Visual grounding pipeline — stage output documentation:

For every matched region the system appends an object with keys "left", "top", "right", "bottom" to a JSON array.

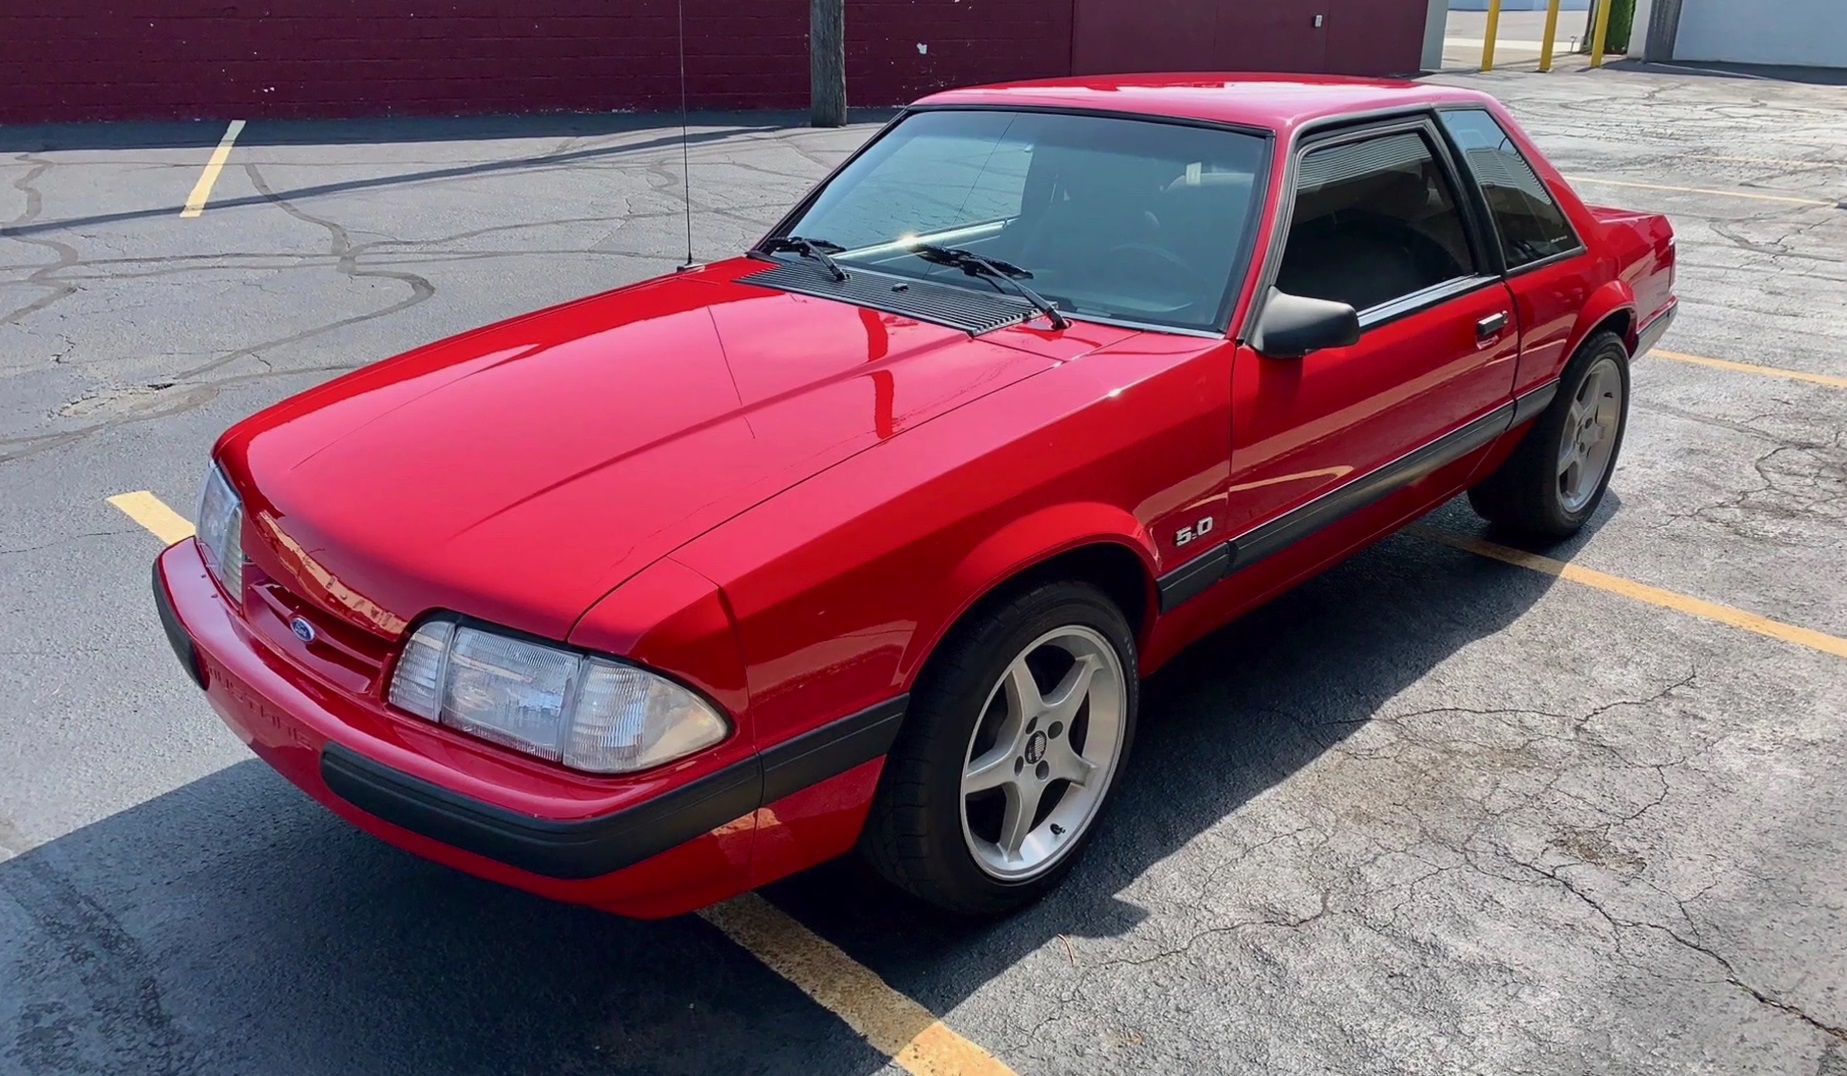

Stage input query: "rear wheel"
[
  {"left": 1470, "top": 330, "right": 1631, "bottom": 539},
  {"left": 860, "top": 582, "right": 1137, "bottom": 916}
]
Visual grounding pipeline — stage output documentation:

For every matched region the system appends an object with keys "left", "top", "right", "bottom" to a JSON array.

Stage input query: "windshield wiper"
[
  {"left": 905, "top": 243, "right": 1069, "bottom": 330},
  {"left": 762, "top": 235, "right": 848, "bottom": 282}
]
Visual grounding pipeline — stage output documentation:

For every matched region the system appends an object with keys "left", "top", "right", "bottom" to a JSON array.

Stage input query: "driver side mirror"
[{"left": 1249, "top": 288, "right": 1361, "bottom": 359}]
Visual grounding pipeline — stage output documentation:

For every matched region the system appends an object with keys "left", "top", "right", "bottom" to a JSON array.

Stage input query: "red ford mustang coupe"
[{"left": 154, "top": 75, "right": 1676, "bottom": 918}]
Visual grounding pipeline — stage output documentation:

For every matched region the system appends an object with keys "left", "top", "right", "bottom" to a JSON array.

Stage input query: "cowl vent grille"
[{"left": 742, "top": 261, "right": 1036, "bottom": 335}]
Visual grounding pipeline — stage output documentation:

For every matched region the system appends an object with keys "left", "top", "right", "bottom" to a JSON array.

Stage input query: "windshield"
[{"left": 777, "top": 109, "right": 1268, "bottom": 332}]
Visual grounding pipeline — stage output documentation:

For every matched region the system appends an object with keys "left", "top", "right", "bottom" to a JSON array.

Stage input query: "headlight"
[
  {"left": 387, "top": 619, "right": 730, "bottom": 774},
  {"left": 197, "top": 463, "right": 245, "bottom": 599}
]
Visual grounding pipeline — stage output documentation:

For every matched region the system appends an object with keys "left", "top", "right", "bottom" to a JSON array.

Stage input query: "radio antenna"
[{"left": 675, "top": 0, "right": 699, "bottom": 271}]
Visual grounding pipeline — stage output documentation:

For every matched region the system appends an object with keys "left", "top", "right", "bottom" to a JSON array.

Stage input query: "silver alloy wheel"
[
  {"left": 1558, "top": 356, "right": 1624, "bottom": 513},
  {"left": 958, "top": 624, "right": 1128, "bottom": 881}
]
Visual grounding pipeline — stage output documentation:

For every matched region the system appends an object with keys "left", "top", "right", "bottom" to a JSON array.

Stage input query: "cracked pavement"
[{"left": 3, "top": 63, "right": 1846, "bottom": 1076}]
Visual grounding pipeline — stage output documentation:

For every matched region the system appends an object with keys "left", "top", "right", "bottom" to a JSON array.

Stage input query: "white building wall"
[{"left": 1675, "top": 0, "right": 1847, "bottom": 67}]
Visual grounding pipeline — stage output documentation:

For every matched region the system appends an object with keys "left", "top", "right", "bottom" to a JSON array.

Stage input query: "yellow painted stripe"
[
  {"left": 1651, "top": 348, "right": 1847, "bottom": 389},
  {"left": 1691, "top": 154, "right": 1843, "bottom": 169},
  {"left": 108, "top": 491, "right": 196, "bottom": 543},
  {"left": 700, "top": 894, "right": 1014, "bottom": 1076},
  {"left": 181, "top": 119, "right": 247, "bottom": 218},
  {"left": 1409, "top": 526, "right": 1847, "bottom": 660},
  {"left": 1567, "top": 174, "right": 1836, "bottom": 207}
]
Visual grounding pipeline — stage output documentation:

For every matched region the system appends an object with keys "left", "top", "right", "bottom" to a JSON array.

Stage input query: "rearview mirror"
[{"left": 1249, "top": 288, "right": 1361, "bottom": 359}]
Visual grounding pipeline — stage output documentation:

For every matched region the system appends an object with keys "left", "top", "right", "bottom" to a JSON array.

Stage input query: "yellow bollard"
[
  {"left": 1481, "top": 0, "right": 1503, "bottom": 72},
  {"left": 1589, "top": 0, "right": 1614, "bottom": 67},
  {"left": 1538, "top": 0, "right": 1563, "bottom": 71}
]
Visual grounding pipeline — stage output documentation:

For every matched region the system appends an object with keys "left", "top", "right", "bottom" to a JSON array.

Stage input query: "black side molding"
[
  {"left": 319, "top": 694, "right": 908, "bottom": 881},
  {"left": 1511, "top": 380, "right": 1560, "bottom": 425},
  {"left": 1157, "top": 543, "right": 1233, "bottom": 613},
  {"left": 1156, "top": 403, "right": 1516, "bottom": 610},
  {"left": 152, "top": 559, "right": 206, "bottom": 689}
]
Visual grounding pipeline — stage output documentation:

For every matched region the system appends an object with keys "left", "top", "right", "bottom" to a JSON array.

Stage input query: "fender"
[
  {"left": 1558, "top": 277, "right": 1638, "bottom": 376},
  {"left": 897, "top": 501, "right": 1159, "bottom": 685}
]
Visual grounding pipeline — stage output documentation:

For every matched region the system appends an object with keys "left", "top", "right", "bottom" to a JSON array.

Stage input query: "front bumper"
[
  {"left": 152, "top": 539, "right": 902, "bottom": 914},
  {"left": 317, "top": 741, "right": 759, "bottom": 880}
]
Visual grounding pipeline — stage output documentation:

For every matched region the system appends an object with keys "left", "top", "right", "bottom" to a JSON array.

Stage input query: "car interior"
[
  {"left": 798, "top": 115, "right": 1492, "bottom": 333},
  {"left": 904, "top": 131, "right": 1476, "bottom": 327},
  {"left": 1276, "top": 150, "right": 1475, "bottom": 314}
]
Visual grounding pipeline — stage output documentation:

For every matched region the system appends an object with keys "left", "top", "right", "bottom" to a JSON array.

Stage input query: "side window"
[
  {"left": 1276, "top": 129, "right": 1476, "bottom": 314},
  {"left": 1439, "top": 108, "right": 1580, "bottom": 269}
]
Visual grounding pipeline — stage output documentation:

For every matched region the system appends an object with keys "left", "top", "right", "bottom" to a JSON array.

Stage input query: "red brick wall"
[
  {"left": 0, "top": 0, "right": 1417, "bottom": 125},
  {"left": 0, "top": 0, "right": 1074, "bottom": 124}
]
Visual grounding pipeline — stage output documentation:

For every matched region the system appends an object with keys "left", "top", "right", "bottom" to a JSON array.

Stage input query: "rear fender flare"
[{"left": 1564, "top": 278, "right": 1638, "bottom": 367}]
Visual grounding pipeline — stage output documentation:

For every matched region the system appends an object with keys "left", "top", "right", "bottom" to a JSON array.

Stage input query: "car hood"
[{"left": 221, "top": 259, "right": 1135, "bottom": 641}]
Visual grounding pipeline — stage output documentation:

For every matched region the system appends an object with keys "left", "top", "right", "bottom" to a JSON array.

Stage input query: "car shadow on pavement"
[
  {"left": 0, "top": 109, "right": 901, "bottom": 154},
  {"left": 0, "top": 496, "right": 1607, "bottom": 1076},
  {"left": 762, "top": 497, "right": 1602, "bottom": 1010},
  {"left": 0, "top": 110, "right": 896, "bottom": 243},
  {"left": 0, "top": 763, "right": 895, "bottom": 1076},
  {"left": 1604, "top": 58, "right": 1847, "bottom": 86}
]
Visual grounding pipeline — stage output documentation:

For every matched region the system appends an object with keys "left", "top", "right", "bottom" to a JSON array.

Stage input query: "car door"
[
  {"left": 1221, "top": 116, "right": 1520, "bottom": 556},
  {"left": 1436, "top": 107, "right": 1592, "bottom": 401}
]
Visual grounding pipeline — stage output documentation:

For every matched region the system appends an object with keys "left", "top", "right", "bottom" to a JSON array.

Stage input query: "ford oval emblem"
[{"left": 289, "top": 616, "right": 317, "bottom": 643}]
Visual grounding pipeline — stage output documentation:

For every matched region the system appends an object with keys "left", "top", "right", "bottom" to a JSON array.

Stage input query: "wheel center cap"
[{"left": 1024, "top": 731, "right": 1048, "bottom": 765}]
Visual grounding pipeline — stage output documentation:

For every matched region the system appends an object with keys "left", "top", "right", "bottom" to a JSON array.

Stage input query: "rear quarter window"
[{"left": 1439, "top": 109, "right": 1580, "bottom": 270}]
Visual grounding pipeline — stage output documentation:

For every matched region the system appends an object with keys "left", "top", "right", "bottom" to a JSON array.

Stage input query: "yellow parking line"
[
  {"left": 109, "top": 489, "right": 1013, "bottom": 1075},
  {"left": 108, "top": 491, "right": 195, "bottom": 543},
  {"left": 1567, "top": 174, "right": 1836, "bottom": 207},
  {"left": 1690, "top": 154, "right": 1842, "bottom": 169},
  {"left": 181, "top": 119, "right": 247, "bottom": 218},
  {"left": 700, "top": 894, "right": 1014, "bottom": 1076},
  {"left": 1652, "top": 349, "right": 1847, "bottom": 389},
  {"left": 1410, "top": 526, "right": 1847, "bottom": 660}
]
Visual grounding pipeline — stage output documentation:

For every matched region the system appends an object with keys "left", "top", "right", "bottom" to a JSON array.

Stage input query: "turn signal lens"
[
  {"left": 196, "top": 463, "right": 245, "bottom": 599},
  {"left": 387, "top": 620, "right": 452, "bottom": 719},
  {"left": 565, "top": 659, "right": 729, "bottom": 773}
]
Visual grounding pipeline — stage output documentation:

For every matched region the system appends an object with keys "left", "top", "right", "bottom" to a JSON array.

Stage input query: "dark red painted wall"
[
  {"left": 0, "top": 0, "right": 1421, "bottom": 125},
  {"left": 0, "top": 0, "right": 1073, "bottom": 123}
]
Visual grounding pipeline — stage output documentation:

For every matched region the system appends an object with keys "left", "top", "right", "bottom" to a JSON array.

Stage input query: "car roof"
[{"left": 912, "top": 74, "right": 1494, "bottom": 135}]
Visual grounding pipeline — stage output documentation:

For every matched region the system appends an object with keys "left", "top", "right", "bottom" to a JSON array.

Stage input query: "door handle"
[{"left": 1477, "top": 312, "right": 1509, "bottom": 338}]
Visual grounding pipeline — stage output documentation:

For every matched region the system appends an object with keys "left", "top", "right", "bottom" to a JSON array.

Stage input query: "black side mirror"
[{"left": 1249, "top": 287, "right": 1361, "bottom": 359}]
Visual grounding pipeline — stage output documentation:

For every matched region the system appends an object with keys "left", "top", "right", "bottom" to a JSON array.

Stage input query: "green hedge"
[{"left": 1582, "top": 0, "right": 1637, "bottom": 54}]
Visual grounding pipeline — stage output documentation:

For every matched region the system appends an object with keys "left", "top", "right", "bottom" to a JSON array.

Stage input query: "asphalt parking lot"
[{"left": 3, "top": 60, "right": 1846, "bottom": 1076}]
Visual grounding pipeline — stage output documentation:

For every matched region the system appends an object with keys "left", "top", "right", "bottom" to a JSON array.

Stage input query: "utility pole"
[{"left": 811, "top": 0, "right": 846, "bottom": 127}]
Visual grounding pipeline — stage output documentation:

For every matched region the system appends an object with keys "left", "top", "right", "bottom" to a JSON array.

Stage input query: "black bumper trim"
[
  {"left": 759, "top": 696, "right": 906, "bottom": 803},
  {"left": 1636, "top": 301, "right": 1677, "bottom": 357},
  {"left": 152, "top": 557, "right": 206, "bottom": 689},
  {"left": 319, "top": 693, "right": 909, "bottom": 881}
]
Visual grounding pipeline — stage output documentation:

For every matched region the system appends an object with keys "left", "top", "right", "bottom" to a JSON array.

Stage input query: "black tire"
[
  {"left": 1469, "top": 330, "right": 1632, "bottom": 540},
  {"left": 859, "top": 581, "right": 1138, "bottom": 916}
]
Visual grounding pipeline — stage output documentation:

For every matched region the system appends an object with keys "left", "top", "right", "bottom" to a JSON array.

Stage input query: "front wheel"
[
  {"left": 859, "top": 582, "right": 1137, "bottom": 916},
  {"left": 1470, "top": 330, "right": 1631, "bottom": 539}
]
